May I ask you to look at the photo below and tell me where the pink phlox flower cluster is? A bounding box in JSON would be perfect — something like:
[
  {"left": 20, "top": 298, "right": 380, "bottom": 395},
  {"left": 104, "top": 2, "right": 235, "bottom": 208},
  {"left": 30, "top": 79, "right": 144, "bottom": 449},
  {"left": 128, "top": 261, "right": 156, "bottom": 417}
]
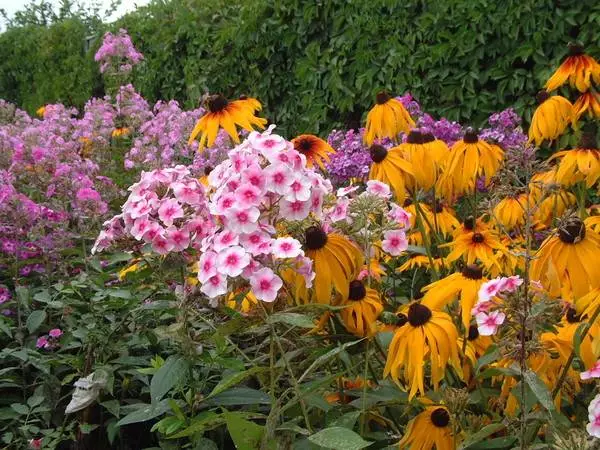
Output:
[
  {"left": 36, "top": 328, "right": 63, "bottom": 350},
  {"left": 94, "top": 29, "right": 144, "bottom": 74},
  {"left": 587, "top": 392, "right": 600, "bottom": 437},
  {"left": 472, "top": 276, "right": 522, "bottom": 336}
]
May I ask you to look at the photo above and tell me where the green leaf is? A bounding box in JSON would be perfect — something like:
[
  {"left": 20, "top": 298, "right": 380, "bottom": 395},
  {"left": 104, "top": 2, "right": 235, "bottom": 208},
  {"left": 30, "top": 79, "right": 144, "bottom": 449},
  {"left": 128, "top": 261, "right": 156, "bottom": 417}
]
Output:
[
  {"left": 150, "top": 356, "right": 189, "bottom": 403},
  {"left": 330, "top": 411, "right": 361, "bottom": 429},
  {"left": 475, "top": 347, "right": 500, "bottom": 374},
  {"left": 573, "top": 321, "right": 589, "bottom": 358},
  {"left": 523, "top": 369, "right": 555, "bottom": 412},
  {"left": 26, "top": 310, "right": 46, "bottom": 334},
  {"left": 299, "top": 340, "right": 364, "bottom": 383},
  {"left": 10, "top": 403, "right": 29, "bottom": 415},
  {"left": 205, "top": 387, "right": 271, "bottom": 406},
  {"left": 268, "top": 312, "right": 315, "bottom": 329},
  {"left": 225, "top": 412, "right": 264, "bottom": 450},
  {"left": 168, "top": 412, "right": 226, "bottom": 438},
  {"left": 116, "top": 401, "right": 170, "bottom": 426},
  {"left": 308, "top": 427, "right": 372, "bottom": 450},
  {"left": 467, "top": 436, "right": 517, "bottom": 450},
  {"left": 460, "top": 423, "right": 505, "bottom": 449},
  {"left": 0, "top": 319, "right": 12, "bottom": 338},
  {"left": 206, "top": 366, "right": 266, "bottom": 399}
]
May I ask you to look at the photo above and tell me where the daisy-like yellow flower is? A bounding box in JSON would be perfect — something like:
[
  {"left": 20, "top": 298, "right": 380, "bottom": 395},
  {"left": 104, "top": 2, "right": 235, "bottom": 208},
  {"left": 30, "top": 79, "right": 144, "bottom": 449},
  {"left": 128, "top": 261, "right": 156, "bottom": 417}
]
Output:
[
  {"left": 396, "top": 254, "right": 443, "bottom": 273},
  {"left": 339, "top": 280, "right": 383, "bottom": 337},
  {"left": 421, "top": 264, "right": 488, "bottom": 329},
  {"left": 189, "top": 94, "right": 266, "bottom": 150},
  {"left": 399, "top": 130, "right": 448, "bottom": 191},
  {"left": 437, "top": 128, "right": 504, "bottom": 199},
  {"left": 384, "top": 300, "right": 460, "bottom": 400},
  {"left": 442, "top": 221, "right": 509, "bottom": 274},
  {"left": 291, "top": 134, "right": 335, "bottom": 169},
  {"left": 226, "top": 289, "right": 258, "bottom": 314},
  {"left": 285, "top": 226, "right": 363, "bottom": 304},
  {"left": 574, "top": 90, "right": 600, "bottom": 121},
  {"left": 431, "top": 201, "right": 460, "bottom": 237},
  {"left": 549, "top": 133, "right": 600, "bottom": 188},
  {"left": 36, "top": 106, "right": 46, "bottom": 117},
  {"left": 368, "top": 144, "right": 413, "bottom": 204},
  {"left": 493, "top": 194, "right": 527, "bottom": 230},
  {"left": 112, "top": 127, "right": 131, "bottom": 138},
  {"left": 532, "top": 189, "right": 577, "bottom": 230},
  {"left": 531, "top": 217, "right": 600, "bottom": 299},
  {"left": 460, "top": 324, "right": 493, "bottom": 382},
  {"left": 79, "top": 137, "right": 93, "bottom": 158},
  {"left": 528, "top": 91, "right": 573, "bottom": 146},
  {"left": 545, "top": 43, "right": 600, "bottom": 93},
  {"left": 364, "top": 91, "right": 414, "bottom": 145},
  {"left": 398, "top": 406, "right": 455, "bottom": 450},
  {"left": 237, "top": 95, "right": 262, "bottom": 112}
]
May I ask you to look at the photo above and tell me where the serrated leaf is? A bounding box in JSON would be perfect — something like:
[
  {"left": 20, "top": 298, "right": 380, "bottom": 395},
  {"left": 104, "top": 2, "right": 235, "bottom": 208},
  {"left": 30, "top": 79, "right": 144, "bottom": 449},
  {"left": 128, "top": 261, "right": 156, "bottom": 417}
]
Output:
[
  {"left": 308, "top": 427, "right": 372, "bottom": 450},
  {"left": 26, "top": 310, "right": 46, "bottom": 334},
  {"left": 150, "top": 356, "right": 189, "bottom": 403},
  {"left": 268, "top": 312, "right": 315, "bottom": 329}
]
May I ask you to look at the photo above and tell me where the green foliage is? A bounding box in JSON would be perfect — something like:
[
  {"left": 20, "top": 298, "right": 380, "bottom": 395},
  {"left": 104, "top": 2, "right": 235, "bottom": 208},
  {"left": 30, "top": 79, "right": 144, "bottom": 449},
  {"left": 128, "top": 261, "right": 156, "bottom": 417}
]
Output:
[{"left": 2, "top": 0, "right": 600, "bottom": 135}]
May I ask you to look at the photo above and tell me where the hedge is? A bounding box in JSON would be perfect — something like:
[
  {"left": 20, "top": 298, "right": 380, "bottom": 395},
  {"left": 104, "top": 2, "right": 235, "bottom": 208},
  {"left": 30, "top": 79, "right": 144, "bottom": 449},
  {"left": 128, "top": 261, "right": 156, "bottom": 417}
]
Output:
[{"left": 1, "top": 0, "right": 600, "bottom": 135}]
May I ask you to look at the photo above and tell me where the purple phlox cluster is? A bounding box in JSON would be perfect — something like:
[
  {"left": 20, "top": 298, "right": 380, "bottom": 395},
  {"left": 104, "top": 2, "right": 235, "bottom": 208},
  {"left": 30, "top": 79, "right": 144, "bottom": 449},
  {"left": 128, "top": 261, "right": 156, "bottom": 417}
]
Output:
[
  {"left": 191, "top": 129, "right": 237, "bottom": 177},
  {"left": 0, "top": 286, "right": 11, "bottom": 304},
  {"left": 114, "top": 84, "right": 153, "bottom": 131},
  {"left": 125, "top": 100, "right": 204, "bottom": 171},
  {"left": 94, "top": 29, "right": 144, "bottom": 74},
  {"left": 325, "top": 128, "right": 372, "bottom": 186},
  {"left": 480, "top": 108, "right": 528, "bottom": 151}
]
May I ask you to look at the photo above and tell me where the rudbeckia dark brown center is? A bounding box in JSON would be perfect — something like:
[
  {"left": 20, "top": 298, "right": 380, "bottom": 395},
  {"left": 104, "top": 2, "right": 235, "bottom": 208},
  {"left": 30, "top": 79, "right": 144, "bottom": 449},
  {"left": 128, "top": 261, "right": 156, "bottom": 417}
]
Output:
[
  {"left": 376, "top": 91, "right": 391, "bottom": 105},
  {"left": 406, "top": 130, "right": 424, "bottom": 144},
  {"left": 295, "top": 137, "right": 315, "bottom": 154},
  {"left": 434, "top": 201, "right": 444, "bottom": 213},
  {"left": 472, "top": 233, "right": 485, "bottom": 244},
  {"left": 407, "top": 303, "right": 432, "bottom": 327},
  {"left": 462, "top": 264, "right": 483, "bottom": 280},
  {"left": 239, "top": 94, "right": 248, "bottom": 100},
  {"left": 579, "top": 131, "right": 597, "bottom": 149},
  {"left": 305, "top": 226, "right": 328, "bottom": 250},
  {"left": 536, "top": 90, "right": 550, "bottom": 105},
  {"left": 203, "top": 166, "right": 213, "bottom": 176},
  {"left": 566, "top": 307, "right": 581, "bottom": 323},
  {"left": 468, "top": 324, "right": 480, "bottom": 340},
  {"left": 422, "top": 132, "right": 435, "bottom": 144},
  {"left": 558, "top": 218, "right": 586, "bottom": 244},
  {"left": 431, "top": 408, "right": 450, "bottom": 428},
  {"left": 348, "top": 280, "right": 367, "bottom": 301},
  {"left": 463, "top": 127, "right": 479, "bottom": 144},
  {"left": 208, "top": 94, "right": 228, "bottom": 113},
  {"left": 370, "top": 144, "right": 388, "bottom": 163},
  {"left": 403, "top": 198, "right": 413, "bottom": 207},
  {"left": 464, "top": 216, "right": 475, "bottom": 231},
  {"left": 395, "top": 313, "right": 408, "bottom": 327},
  {"left": 568, "top": 42, "right": 584, "bottom": 56}
]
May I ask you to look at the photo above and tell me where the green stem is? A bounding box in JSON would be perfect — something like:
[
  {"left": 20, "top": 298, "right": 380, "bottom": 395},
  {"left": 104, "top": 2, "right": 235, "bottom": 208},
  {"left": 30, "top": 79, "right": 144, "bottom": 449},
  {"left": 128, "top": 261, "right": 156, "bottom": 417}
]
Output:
[{"left": 360, "top": 339, "right": 370, "bottom": 435}]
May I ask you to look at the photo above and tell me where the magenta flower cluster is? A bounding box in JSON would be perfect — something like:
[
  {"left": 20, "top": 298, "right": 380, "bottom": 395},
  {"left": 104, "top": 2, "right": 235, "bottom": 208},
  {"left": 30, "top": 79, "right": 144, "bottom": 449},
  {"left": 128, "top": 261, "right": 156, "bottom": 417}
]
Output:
[{"left": 94, "top": 29, "right": 144, "bottom": 74}]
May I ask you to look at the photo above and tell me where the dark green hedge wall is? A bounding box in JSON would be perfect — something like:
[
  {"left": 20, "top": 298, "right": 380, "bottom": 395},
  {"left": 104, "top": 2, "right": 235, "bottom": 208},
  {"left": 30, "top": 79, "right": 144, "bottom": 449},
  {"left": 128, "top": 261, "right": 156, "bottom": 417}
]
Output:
[{"left": 2, "top": 0, "right": 600, "bottom": 135}]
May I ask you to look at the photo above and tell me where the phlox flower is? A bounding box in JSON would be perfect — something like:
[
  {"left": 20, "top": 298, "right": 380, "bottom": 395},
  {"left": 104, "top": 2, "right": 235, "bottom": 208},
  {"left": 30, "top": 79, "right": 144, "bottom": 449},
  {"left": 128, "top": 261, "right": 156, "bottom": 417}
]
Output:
[
  {"left": 295, "top": 256, "right": 315, "bottom": 288},
  {"left": 198, "top": 251, "right": 217, "bottom": 283},
  {"left": 478, "top": 278, "right": 505, "bottom": 303},
  {"left": 216, "top": 246, "right": 250, "bottom": 277},
  {"left": 499, "top": 275, "right": 523, "bottom": 292},
  {"left": 200, "top": 273, "right": 228, "bottom": 298},
  {"left": 366, "top": 180, "right": 392, "bottom": 199},
  {"left": 249, "top": 131, "right": 287, "bottom": 157},
  {"left": 29, "top": 438, "right": 43, "bottom": 449},
  {"left": 131, "top": 217, "right": 152, "bottom": 240},
  {"left": 337, "top": 186, "right": 360, "bottom": 197},
  {"left": 48, "top": 328, "right": 63, "bottom": 338},
  {"left": 249, "top": 267, "right": 283, "bottom": 303},
  {"left": 234, "top": 183, "right": 262, "bottom": 208},
  {"left": 142, "top": 221, "right": 162, "bottom": 242},
  {"left": 285, "top": 176, "right": 311, "bottom": 202},
  {"left": 475, "top": 310, "right": 505, "bottom": 336},
  {"left": 166, "top": 228, "right": 190, "bottom": 252},
  {"left": 272, "top": 237, "right": 303, "bottom": 259},
  {"left": 224, "top": 207, "right": 260, "bottom": 233},
  {"left": 264, "top": 164, "right": 293, "bottom": 195},
  {"left": 581, "top": 360, "right": 600, "bottom": 380},
  {"left": 157, "top": 199, "right": 184, "bottom": 226},
  {"left": 172, "top": 181, "right": 203, "bottom": 205},
  {"left": 587, "top": 393, "right": 600, "bottom": 438},
  {"left": 241, "top": 164, "right": 267, "bottom": 192},
  {"left": 471, "top": 300, "right": 492, "bottom": 315},
  {"left": 152, "top": 233, "right": 174, "bottom": 255},
  {"left": 388, "top": 203, "right": 411, "bottom": 228},
  {"left": 213, "top": 230, "right": 239, "bottom": 252},
  {"left": 329, "top": 197, "right": 349, "bottom": 222},
  {"left": 240, "top": 231, "right": 272, "bottom": 256},
  {"left": 36, "top": 336, "right": 49, "bottom": 349},
  {"left": 280, "top": 199, "right": 311, "bottom": 220},
  {"left": 381, "top": 230, "right": 408, "bottom": 256},
  {"left": 210, "top": 191, "right": 237, "bottom": 215}
]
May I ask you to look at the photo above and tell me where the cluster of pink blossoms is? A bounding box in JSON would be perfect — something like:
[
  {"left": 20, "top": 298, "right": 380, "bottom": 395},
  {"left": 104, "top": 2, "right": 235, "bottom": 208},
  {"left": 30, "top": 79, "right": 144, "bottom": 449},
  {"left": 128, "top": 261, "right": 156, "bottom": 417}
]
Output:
[
  {"left": 94, "top": 29, "right": 144, "bottom": 74},
  {"left": 197, "top": 126, "right": 332, "bottom": 303},
  {"left": 472, "top": 275, "right": 523, "bottom": 335},
  {"left": 36, "top": 328, "right": 63, "bottom": 350},
  {"left": 92, "top": 165, "right": 212, "bottom": 254}
]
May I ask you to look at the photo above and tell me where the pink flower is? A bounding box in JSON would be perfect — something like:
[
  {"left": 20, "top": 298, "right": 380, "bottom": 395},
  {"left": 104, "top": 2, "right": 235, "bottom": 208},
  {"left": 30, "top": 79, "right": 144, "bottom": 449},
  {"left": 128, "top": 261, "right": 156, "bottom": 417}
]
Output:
[
  {"left": 48, "top": 328, "right": 63, "bottom": 338},
  {"left": 285, "top": 176, "right": 311, "bottom": 202},
  {"left": 152, "top": 233, "right": 174, "bottom": 255},
  {"left": 296, "top": 256, "right": 315, "bottom": 288},
  {"left": 264, "top": 164, "right": 293, "bottom": 195},
  {"left": 213, "top": 230, "right": 240, "bottom": 252},
  {"left": 210, "top": 192, "right": 237, "bottom": 215},
  {"left": 366, "top": 180, "right": 392, "bottom": 199},
  {"left": 158, "top": 199, "right": 184, "bottom": 227},
  {"left": 234, "top": 183, "right": 262, "bottom": 208},
  {"left": 249, "top": 267, "right": 283, "bottom": 302},
  {"left": 241, "top": 165, "right": 267, "bottom": 192},
  {"left": 36, "top": 336, "right": 49, "bottom": 349},
  {"left": 381, "top": 230, "right": 408, "bottom": 256},
  {"left": 224, "top": 207, "right": 260, "bottom": 233},
  {"left": 587, "top": 393, "right": 600, "bottom": 437},
  {"left": 388, "top": 204, "right": 411, "bottom": 229},
  {"left": 478, "top": 278, "right": 504, "bottom": 303},
  {"left": 581, "top": 360, "right": 600, "bottom": 380},
  {"left": 240, "top": 231, "right": 272, "bottom": 256},
  {"left": 166, "top": 228, "right": 190, "bottom": 252},
  {"left": 216, "top": 246, "right": 250, "bottom": 277},
  {"left": 471, "top": 300, "right": 492, "bottom": 315},
  {"left": 142, "top": 222, "right": 163, "bottom": 242},
  {"left": 337, "top": 186, "right": 359, "bottom": 197},
  {"left": 29, "top": 438, "right": 42, "bottom": 449},
  {"left": 200, "top": 273, "right": 228, "bottom": 298},
  {"left": 173, "top": 181, "right": 203, "bottom": 205},
  {"left": 329, "top": 197, "right": 349, "bottom": 222},
  {"left": 272, "top": 237, "right": 303, "bottom": 259},
  {"left": 198, "top": 251, "right": 217, "bottom": 283},
  {"left": 476, "top": 311, "right": 505, "bottom": 336},
  {"left": 499, "top": 275, "right": 523, "bottom": 293},
  {"left": 131, "top": 217, "right": 151, "bottom": 240},
  {"left": 280, "top": 199, "right": 311, "bottom": 220},
  {"left": 250, "top": 131, "right": 287, "bottom": 156}
]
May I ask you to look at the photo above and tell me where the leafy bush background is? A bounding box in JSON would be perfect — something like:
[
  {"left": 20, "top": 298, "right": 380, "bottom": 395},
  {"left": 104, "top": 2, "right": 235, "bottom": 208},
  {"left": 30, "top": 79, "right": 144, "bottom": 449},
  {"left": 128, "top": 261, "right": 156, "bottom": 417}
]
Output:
[{"left": 2, "top": 0, "right": 600, "bottom": 135}]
